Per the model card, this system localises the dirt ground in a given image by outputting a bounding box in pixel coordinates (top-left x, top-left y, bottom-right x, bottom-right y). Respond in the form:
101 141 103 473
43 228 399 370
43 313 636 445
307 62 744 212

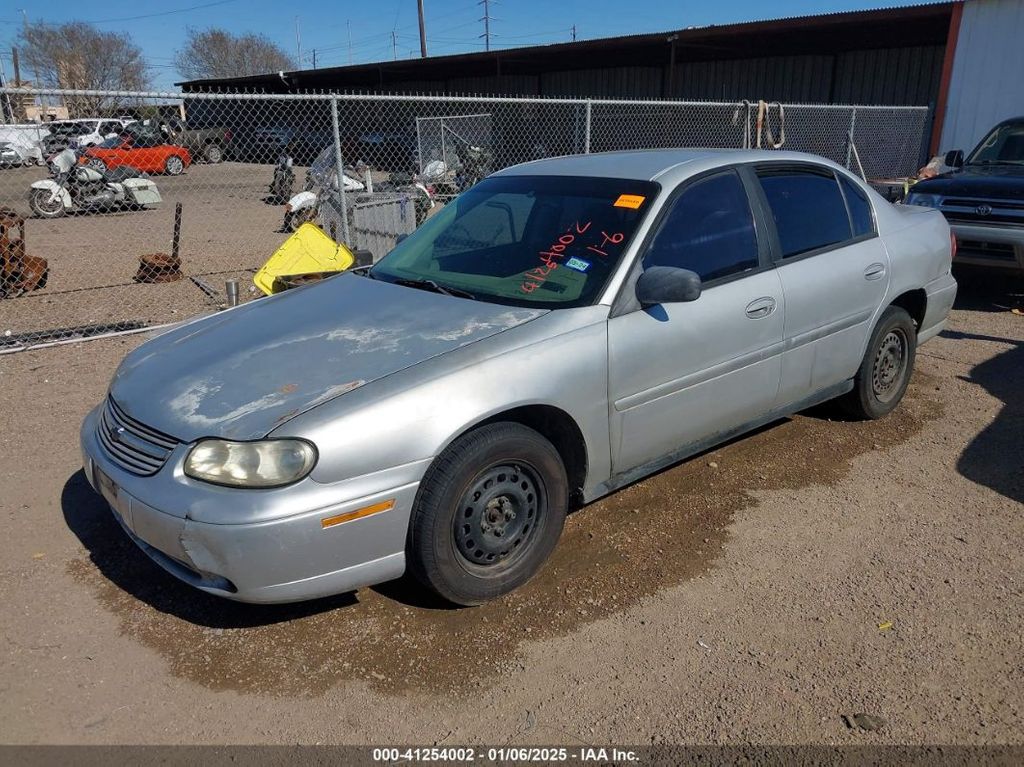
0 268 1022 747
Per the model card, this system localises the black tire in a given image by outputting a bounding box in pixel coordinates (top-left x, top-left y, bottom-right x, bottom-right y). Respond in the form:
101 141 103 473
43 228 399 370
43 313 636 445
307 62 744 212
407 422 568 606
164 155 185 175
86 158 107 173
203 143 223 163
839 305 917 420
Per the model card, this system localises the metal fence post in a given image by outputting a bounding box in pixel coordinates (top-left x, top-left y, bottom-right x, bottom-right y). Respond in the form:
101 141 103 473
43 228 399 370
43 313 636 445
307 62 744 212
584 99 592 154
845 107 858 170
330 95 351 245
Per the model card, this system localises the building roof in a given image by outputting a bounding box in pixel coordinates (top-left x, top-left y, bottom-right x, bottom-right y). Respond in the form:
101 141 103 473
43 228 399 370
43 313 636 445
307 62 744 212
180 3 956 93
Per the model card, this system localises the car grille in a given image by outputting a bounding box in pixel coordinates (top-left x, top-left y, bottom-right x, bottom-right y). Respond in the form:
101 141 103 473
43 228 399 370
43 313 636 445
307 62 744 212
941 197 1024 226
96 397 180 476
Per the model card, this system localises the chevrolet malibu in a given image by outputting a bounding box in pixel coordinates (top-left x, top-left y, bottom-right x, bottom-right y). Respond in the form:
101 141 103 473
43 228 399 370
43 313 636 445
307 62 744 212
81 150 957 606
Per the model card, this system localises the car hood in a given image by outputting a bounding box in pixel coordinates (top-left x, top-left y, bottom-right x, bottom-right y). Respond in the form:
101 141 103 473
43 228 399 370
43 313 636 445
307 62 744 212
109 273 546 442
914 164 1024 200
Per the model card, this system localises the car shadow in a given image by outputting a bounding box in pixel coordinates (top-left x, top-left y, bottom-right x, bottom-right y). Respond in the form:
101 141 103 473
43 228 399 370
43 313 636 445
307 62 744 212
947 330 1024 504
952 266 1024 312
61 469 358 629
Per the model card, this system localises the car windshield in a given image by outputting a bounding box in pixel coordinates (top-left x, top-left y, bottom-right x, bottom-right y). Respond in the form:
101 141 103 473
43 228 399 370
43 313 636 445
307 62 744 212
97 135 124 148
967 121 1024 166
370 175 658 308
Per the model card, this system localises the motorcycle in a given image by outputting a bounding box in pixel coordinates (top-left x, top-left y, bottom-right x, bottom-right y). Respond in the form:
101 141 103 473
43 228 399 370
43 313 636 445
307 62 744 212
281 146 365 233
29 148 162 219
268 147 296 204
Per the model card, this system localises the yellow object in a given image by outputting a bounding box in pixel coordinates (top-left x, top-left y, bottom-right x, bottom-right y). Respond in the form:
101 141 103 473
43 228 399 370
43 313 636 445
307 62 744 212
878 621 893 631
321 499 396 529
613 193 645 209
253 223 356 296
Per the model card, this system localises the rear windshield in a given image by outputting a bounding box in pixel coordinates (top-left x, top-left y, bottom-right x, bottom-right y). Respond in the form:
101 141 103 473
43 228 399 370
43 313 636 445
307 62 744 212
370 175 658 308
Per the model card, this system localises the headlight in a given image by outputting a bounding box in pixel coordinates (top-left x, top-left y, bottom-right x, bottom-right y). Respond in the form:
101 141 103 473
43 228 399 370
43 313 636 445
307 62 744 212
184 439 317 488
904 192 943 209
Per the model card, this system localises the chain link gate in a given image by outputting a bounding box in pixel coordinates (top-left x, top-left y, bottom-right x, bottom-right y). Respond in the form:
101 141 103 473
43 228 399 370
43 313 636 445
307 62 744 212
0 88 930 353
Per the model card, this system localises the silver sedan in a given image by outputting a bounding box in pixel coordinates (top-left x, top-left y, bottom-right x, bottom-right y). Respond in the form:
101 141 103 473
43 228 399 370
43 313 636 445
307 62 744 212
80 149 957 606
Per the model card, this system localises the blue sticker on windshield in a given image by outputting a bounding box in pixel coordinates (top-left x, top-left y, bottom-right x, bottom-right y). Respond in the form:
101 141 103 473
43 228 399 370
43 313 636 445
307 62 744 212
566 257 590 273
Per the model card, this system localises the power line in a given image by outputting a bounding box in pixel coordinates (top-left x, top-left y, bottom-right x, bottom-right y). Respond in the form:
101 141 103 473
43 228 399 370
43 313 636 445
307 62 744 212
84 0 241 25
478 0 494 52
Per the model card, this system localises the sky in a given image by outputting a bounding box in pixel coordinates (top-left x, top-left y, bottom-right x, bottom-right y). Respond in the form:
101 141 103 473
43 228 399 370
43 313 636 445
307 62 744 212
0 0 940 90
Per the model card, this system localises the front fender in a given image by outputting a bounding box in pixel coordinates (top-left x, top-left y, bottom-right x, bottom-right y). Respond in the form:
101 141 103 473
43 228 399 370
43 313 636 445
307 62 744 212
287 190 317 211
272 306 613 499
29 179 71 208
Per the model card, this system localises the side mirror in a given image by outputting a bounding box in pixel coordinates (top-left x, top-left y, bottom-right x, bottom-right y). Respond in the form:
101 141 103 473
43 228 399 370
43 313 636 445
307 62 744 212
944 149 964 169
636 266 702 307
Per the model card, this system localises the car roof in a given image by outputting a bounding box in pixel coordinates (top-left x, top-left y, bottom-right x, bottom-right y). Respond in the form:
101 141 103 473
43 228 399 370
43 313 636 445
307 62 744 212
493 148 845 184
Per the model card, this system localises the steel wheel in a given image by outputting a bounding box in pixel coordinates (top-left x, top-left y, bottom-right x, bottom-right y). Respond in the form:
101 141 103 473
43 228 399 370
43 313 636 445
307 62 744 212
871 328 908 403
86 158 107 173
204 144 223 163
165 155 185 175
454 462 544 568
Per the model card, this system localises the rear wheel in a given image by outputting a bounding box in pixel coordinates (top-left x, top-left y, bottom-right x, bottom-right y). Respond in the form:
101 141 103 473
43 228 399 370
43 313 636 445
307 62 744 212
29 188 66 219
407 422 568 606
203 143 223 163
164 155 185 175
85 158 107 173
839 306 917 419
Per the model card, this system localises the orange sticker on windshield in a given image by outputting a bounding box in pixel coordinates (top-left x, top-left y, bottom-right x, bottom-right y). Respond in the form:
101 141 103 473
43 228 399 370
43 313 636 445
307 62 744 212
614 194 645 209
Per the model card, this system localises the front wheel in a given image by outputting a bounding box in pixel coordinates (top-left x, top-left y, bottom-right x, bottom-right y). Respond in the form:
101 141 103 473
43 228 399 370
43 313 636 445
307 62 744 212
839 305 917 420
30 188 66 219
164 155 185 175
407 422 568 606
86 158 107 173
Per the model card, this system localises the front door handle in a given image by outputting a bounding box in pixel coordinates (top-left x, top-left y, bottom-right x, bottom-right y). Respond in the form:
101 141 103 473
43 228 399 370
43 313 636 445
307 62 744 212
864 262 887 280
745 296 777 319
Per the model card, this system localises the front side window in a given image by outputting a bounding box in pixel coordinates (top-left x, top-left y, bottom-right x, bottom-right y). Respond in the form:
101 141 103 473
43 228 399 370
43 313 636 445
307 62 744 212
370 175 657 308
968 121 1024 166
758 169 852 258
643 171 759 282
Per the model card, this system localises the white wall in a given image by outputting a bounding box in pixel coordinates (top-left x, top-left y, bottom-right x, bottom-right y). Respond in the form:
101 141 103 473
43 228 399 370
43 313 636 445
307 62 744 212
939 0 1024 153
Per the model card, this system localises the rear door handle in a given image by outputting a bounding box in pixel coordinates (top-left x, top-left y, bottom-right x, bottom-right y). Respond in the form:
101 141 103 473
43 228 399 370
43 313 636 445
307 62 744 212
745 296 777 319
864 262 887 280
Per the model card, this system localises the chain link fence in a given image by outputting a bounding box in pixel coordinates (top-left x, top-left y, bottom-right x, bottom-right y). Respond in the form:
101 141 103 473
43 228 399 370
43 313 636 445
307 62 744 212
0 88 930 352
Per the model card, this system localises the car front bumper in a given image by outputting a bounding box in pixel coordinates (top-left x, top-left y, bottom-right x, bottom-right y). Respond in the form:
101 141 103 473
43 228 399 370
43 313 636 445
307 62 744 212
80 405 423 603
950 222 1024 273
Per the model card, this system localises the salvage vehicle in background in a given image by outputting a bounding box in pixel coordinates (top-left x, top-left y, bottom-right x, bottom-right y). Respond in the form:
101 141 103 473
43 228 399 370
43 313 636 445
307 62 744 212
905 115 1024 274
30 148 162 218
80 128 192 176
80 149 956 608
161 116 232 164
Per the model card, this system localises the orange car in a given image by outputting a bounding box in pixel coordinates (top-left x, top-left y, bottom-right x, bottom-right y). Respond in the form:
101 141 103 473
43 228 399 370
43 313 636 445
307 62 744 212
80 132 191 176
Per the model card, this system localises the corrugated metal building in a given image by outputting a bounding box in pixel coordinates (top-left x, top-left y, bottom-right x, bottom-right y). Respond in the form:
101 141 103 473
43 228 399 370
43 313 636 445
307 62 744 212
938 0 1024 153
181 4 955 109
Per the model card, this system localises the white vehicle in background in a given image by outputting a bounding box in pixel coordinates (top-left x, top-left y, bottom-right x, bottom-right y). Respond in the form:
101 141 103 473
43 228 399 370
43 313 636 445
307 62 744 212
0 125 48 167
28 147 162 218
41 119 133 155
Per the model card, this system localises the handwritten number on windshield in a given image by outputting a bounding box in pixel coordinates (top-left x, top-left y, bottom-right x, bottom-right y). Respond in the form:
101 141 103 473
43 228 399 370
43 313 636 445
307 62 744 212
519 220 625 294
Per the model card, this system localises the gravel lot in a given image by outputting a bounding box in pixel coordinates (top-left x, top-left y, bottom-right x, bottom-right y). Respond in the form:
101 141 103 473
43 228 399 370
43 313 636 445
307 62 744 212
0 268 1021 747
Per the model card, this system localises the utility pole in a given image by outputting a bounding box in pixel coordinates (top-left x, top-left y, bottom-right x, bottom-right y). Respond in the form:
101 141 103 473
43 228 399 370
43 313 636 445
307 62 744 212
20 9 47 117
392 30 398 60
312 49 317 69
347 20 353 65
417 0 428 58
295 17 302 64
479 0 494 52
571 24 576 41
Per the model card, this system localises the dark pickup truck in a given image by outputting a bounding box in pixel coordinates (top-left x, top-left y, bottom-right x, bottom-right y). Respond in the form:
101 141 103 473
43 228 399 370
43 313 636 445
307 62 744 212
905 116 1024 274
162 117 232 164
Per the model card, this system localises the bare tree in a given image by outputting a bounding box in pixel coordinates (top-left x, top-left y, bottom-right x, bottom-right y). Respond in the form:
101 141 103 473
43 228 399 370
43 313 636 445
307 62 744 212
19 22 150 116
175 28 295 81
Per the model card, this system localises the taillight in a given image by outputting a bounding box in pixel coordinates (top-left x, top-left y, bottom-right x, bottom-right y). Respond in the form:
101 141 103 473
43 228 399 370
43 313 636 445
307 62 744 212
950 231 958 261
224 129 232 142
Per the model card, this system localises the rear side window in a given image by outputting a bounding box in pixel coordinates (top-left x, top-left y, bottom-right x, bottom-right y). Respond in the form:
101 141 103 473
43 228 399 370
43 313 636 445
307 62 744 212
643 171 759 283
839 176 874 237
758 170 852 258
